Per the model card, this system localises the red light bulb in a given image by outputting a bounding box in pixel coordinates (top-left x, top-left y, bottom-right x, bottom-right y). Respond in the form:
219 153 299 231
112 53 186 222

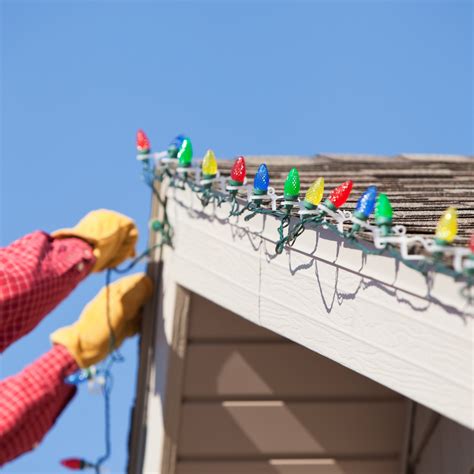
230 156 246 184
470 233 474 253
60 458 85 470
136 129 151 153
328 180 353 208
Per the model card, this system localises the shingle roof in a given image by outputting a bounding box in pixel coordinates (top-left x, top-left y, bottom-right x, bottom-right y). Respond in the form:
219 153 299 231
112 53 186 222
217 154 474 246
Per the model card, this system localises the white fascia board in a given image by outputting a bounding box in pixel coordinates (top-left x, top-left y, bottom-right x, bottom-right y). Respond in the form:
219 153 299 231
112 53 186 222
160 186 473 430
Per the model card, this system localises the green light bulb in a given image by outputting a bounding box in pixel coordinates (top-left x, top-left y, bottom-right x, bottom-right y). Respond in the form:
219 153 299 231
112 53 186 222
178 138 193 167
150 219 163 231
375 193 392 222
375 193 393 236
284 168 300 199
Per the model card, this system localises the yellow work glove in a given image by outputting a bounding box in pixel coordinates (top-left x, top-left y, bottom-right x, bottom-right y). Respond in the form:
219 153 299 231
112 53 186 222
52 209 138 272
50 273 153 368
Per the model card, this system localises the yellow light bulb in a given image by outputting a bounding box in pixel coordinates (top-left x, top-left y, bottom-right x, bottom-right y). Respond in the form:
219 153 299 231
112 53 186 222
201 149 218 177
435 206 458 243
304 177 325 208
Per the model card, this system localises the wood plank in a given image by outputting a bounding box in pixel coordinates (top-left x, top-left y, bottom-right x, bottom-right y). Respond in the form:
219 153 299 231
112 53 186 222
188 294 282 342
169 213 261 326
259 294 473 431
160 286 192 474
176 459 400 474
257 242 473 429
129 177 167 474
184 343 397 399
178 401 405 458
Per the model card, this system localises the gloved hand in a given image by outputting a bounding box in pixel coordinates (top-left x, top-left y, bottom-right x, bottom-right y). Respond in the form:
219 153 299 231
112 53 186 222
50 273 153 368
52 209 138 272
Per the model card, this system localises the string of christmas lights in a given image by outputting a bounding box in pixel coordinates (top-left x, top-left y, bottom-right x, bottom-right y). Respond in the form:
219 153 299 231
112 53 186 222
136 130 474 301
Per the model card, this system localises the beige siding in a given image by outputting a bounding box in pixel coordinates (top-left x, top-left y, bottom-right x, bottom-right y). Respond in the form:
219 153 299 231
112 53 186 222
176 459 400 474
179 401 404 458
188 294 282 341
174 294 405 474
184 343 396 399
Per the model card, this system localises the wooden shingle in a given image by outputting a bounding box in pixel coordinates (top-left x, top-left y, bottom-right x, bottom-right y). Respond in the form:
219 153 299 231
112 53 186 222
217 154 474 245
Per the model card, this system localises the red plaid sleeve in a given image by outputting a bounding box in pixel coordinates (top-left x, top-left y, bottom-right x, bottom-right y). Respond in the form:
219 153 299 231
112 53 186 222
0 231 95 352
0 344 79 465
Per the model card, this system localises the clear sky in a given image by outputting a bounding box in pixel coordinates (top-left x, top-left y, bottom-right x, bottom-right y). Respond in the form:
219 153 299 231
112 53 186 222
1 1 472 473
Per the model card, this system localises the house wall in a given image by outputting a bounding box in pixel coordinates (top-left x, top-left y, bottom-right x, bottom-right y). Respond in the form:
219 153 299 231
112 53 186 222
173 294 407 474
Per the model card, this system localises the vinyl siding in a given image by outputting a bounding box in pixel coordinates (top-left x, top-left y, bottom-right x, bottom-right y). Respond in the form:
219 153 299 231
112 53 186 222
175 294 405 474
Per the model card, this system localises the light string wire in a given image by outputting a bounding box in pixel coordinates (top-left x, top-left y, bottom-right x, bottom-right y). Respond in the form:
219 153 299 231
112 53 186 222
63 230 166 472
139 154 473 303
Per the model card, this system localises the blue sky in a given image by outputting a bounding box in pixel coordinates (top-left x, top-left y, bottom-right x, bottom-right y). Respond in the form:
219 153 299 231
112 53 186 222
1 1 472 473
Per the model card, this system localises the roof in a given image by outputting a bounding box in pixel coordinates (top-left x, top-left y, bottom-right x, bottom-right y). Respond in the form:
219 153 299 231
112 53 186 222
218 154 474 245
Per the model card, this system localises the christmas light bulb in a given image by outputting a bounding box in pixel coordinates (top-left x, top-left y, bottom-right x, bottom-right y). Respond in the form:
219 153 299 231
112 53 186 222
201 149 218 178
168 134 186 158
375 193 393 222
172 134 186 146
304 177 324 209
65 367 95 385
60 458 86 470
136 129 150 154
468 234 474 275
355 186 378 219
435 207 458 244
229 156 246 185
177 138 193 167
375 193 393 236
253 164 270 194
284 168 300 199
325 180 353 210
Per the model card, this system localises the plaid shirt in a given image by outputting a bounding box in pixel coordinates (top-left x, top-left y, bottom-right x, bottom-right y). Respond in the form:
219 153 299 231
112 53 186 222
0 231 95 352
0 345 79 465
0 231 95 465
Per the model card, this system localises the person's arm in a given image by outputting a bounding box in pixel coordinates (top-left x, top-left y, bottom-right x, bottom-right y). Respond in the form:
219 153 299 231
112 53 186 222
0 209 139 352
0 231 95 352
0 345 79 465
0 274 152 467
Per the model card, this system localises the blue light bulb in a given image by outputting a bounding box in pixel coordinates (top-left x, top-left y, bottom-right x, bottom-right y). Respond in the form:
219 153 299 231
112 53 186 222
170 134 186 148
168 134 187 158
65 369 89 385
253 163 270 193
64 367 97 385
355 186 378 218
